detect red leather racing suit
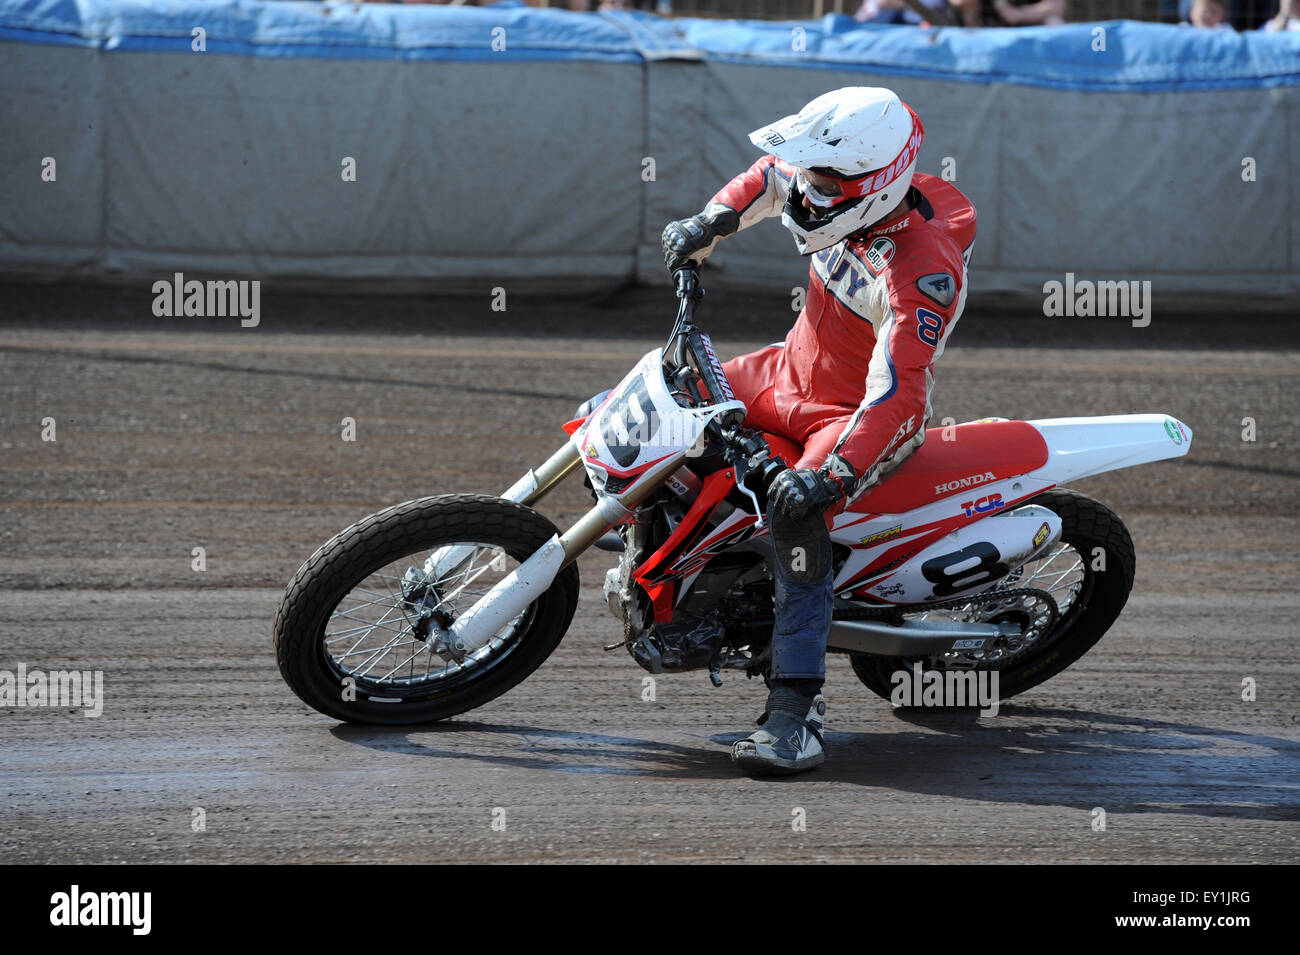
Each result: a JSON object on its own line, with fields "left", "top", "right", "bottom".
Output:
{"left": 709, "top": 161, "right": 977, "bottom": 505}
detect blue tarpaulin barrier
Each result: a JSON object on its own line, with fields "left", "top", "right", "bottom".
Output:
{"left": 1, "top": 1, "right": 1296, "bottom": 88}
{"left": 2, "top": 0, "right": 1297, "bottom": 301}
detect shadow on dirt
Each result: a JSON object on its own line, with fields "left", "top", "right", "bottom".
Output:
{"left": 331, "top": 706, "right": 1300, "bottom": 820}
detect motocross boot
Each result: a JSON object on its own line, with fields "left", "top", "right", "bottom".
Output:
{"left": 731, "top": 692, "right": 826, "bottom": 776}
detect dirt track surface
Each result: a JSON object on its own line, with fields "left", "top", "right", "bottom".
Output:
{"left": 1, "top": 282, "right": 1297, "bottom": 864}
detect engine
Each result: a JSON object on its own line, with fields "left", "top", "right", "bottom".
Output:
{"left": 614, "top": 554, "right": 775, "bottom": 684}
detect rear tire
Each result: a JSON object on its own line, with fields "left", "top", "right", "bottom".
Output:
{"left": 274, "top": 494, "right": 579, "bottom": 725}
{"left": 850, "top": 488, "right": 1135, "bottom": 703}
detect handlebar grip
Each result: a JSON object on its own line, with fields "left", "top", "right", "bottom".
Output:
{"left": 673, "top": 266, "right": 699, "bottom": 298}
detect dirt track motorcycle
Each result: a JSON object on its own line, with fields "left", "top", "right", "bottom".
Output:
{"left": 274, "top": 267, "right": 1193, "bottom": 724}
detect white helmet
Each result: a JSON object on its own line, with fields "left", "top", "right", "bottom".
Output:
{"left": 749, "top": 87, "right": 924, "bottom": 254}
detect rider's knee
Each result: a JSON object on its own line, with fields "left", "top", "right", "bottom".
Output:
{"left": 769, "top": 509, "right": 832, "bottom": 583}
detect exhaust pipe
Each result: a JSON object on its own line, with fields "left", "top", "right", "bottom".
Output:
{"left": 827, "top": 617, "right": 1018, "bottom": 657}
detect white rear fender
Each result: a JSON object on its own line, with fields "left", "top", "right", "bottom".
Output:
{"left": 1027, "top": 414, "right": 1192, "bottom": 485}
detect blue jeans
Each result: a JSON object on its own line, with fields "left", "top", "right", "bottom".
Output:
{"left": 767, "top": 501, "right": 833, "bottom": 683}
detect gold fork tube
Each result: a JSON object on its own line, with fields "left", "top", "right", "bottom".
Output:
{"left": 508, "top": 442, "right": 583, "bottom": 507}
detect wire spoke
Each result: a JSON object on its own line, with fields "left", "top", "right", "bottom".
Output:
{"left": 349, "top": 636, "right": 418, "bottom": 678}
{"left": 322, "top": 542, "right": 530, "bottom": 693}
{"left": 324, "top": 621, "right": 412, "bottom": 643}
{"left": 902, "top": 540, "right": 1088, "bottom": 671}
{"left": 372, "top": 649, "right": 431, "bottom": 682}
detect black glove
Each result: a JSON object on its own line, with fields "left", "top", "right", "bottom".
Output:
{"left": 662, "top": 215, "right": 715, "bottom": 272}
{"left": 768, "top": 456, "right": 856, "bottom": 522}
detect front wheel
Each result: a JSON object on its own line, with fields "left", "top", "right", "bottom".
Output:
{"left": 850, "top": 488, "right": 1135, "bottom": 703}
{"left": 274, "top": 494, "right": 579, "bottom": 725}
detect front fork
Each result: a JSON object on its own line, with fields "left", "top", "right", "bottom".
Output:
{"left": 507, "top": 442, "right": 619, "bottom": 569}
{"left": 501, "top": 444, "right": 584, "bottom": 511}
{"left": 428, "top": 440, "right": 667, "bottom": 658}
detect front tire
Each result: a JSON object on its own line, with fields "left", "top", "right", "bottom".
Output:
{"left": 851, "top": 488, "right": 1135, "bottom": 703}
{"left": 274, "top": 494, "right": 579, "bottom": 725}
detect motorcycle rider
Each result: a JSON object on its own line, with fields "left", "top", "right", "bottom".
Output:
{"left": 661, "top": 87, "right": 976, "bottom": 775}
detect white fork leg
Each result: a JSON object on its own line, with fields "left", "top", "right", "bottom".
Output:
{"left": 445, "top": 536, "right": 566, "bottom": 655}
{"left": 437, "top": 445, "right": 688, "bottom": 656}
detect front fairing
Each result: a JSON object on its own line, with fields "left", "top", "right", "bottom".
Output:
{"left": 573, "top": 348, "right": 745, "bottom": 505}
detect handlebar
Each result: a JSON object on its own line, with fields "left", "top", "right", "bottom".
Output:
{"left": 668, "top": 266, "right": 703, "bottom": 358}
{"left": 723, "top": 425, "right": 788, "bottom": 491}
{"left": 665, "top": 267, "right": 732, "bottom": 413}
{"left": 665, "top": 267, "right": 788, "bottom": 510}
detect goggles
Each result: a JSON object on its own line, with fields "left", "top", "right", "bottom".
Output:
{"left": 792, "top": 107, "right": 925, "bottom": 210}
{"left": 796, "top": 168, "right": 852, "bottom": 209}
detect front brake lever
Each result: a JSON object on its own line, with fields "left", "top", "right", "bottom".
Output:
{"left": 732, "top": 457, "right": 766, "bottom": 529}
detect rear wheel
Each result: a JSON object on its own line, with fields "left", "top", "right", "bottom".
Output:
{"left": 850, "top": 489, "right": 1135, "bottom": 703}
{"left": 274, "top": 494, "right": 579, "bottom": 725}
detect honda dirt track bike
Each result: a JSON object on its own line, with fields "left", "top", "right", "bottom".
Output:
{"left": 274, "top": 267, "right": 1193, "bottom": 724}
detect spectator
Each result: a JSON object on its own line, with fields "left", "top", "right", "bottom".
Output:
{"left": 948, "top": 0, "right": 1066, "bottom": 26}
{"left": 854, "top": 0, "right": 948, "bottom": 25}
{"left": 599, "top": 0, "right": 666, "bottom": 9}
{"left": 1188, "top": 0, "right": 1235, "bottom": 27}
{"left": 1234, "top": 0, "right": 1278, "bottom": 29}
{"left": 1262, "top": 0, "right": 1300, "bottom": 28}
